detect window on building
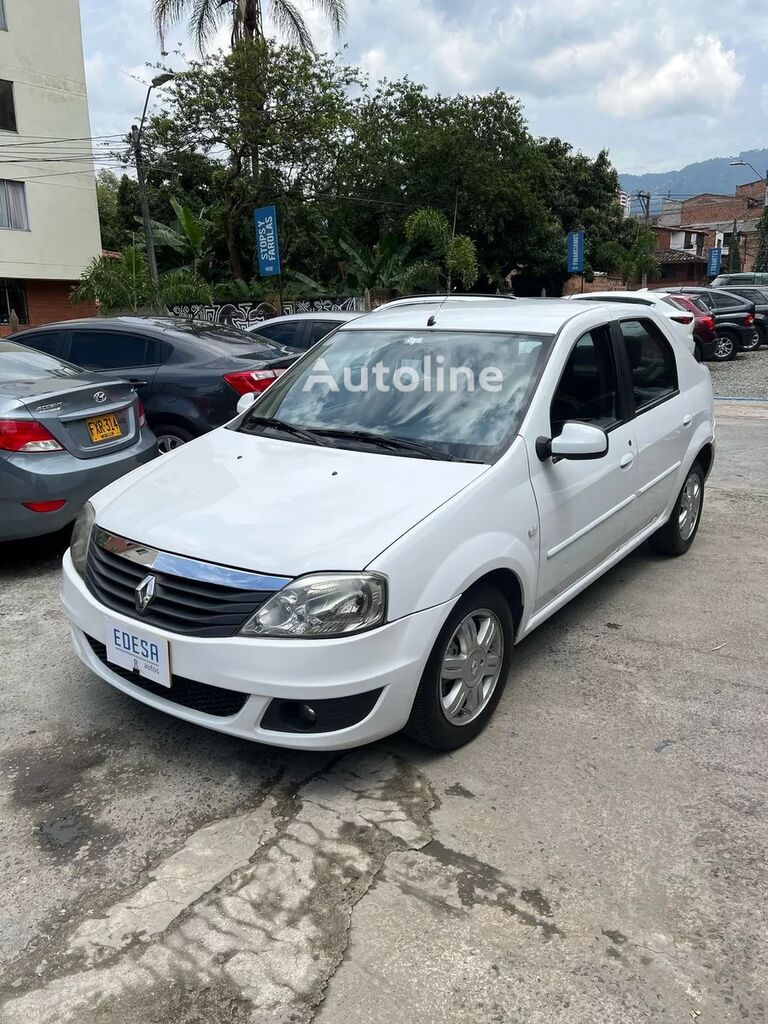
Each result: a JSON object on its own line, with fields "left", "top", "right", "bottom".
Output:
{"left": 0, "top": 0, "right": 7, "bottom": 31}
{"left": 0, "top": 80, "right": 16, "bottom": 131}
{"left": 0, "top": 180, "right": 29, "bottom": 230}
{"left": 618, "top": 319, "right": 677, "bottom": 412}
{"left": 0, "top": 279, "right": 28, "bottom": 324}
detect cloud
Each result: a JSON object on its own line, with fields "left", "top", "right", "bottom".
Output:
{"left": 599, "top": 34, "right": 743, "bottom": 119}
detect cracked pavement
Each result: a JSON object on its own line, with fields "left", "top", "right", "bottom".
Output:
{"left": 1, "top": 407, "right": 767, "bottom": 1023}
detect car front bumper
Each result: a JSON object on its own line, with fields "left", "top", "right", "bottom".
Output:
{"left": 0, "top": 431, "right": 158, "bottom": 541}
{"left": 61, "top": 551, "right": 455, "bottom": 750}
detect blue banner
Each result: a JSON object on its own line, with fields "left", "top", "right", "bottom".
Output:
{"left": 707, "top": 247, "right": 722, "bottom": 277}
{"left": 567, "top": 230, "right": 585, "bottom": 273}
{"left": 254, "top": 205, "right": 281, "bottom": 277}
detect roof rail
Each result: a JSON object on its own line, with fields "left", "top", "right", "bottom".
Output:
{"left": 372, "top": 293, "right": 518, "bottom": 311}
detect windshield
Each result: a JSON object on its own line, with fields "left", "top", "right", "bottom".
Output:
{"left": 0, "top": 345, "right": 80, "bottom": 383}
{"left": 242, "top": 329, "right": 553, "bottom": 462}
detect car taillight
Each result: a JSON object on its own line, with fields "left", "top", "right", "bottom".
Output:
{"left": 223, "top": 369, "right": 285, "bottom": 396}
{"left": 22, "top": 500, "right": 67, "bottom": 513}
{"left": 701, "top": 315, "right": 716, "bottom": 331}
{"left": 137, "top": 398, "right": 146, "bottom": 428}
{"left": 671, "top": 314, "right": 693, "bottom": 324}
{"left": 745, "top": 312, "right": 755, "bottom": 326}
{"left": 0, "top": 419, "right": 64, "bottom": 453}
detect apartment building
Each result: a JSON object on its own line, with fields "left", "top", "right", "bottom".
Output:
{"left": 0, "top": 0, "right": 100, "bottom": 336}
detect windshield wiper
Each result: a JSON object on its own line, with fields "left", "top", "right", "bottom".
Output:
{"left": 241, "top": 416, "right": 330, "bottom": 447}
{"left": 314, "top": 427, "right": 454, "bottom": 461}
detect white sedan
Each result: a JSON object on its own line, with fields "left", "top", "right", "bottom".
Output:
{"left": 568, "top": 290, "right": 697, "bottom": 354}
{"left": 245, "top": 311, "right": 359, "bottom": 350}
{"left": 61, "top": 297, "right": 714, "bottom": 751}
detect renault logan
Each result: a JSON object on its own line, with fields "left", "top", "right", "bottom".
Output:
{"left": 60, "top": 297, "right": 715, "bottom": 750}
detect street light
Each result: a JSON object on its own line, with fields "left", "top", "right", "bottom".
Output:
{"left": 730, "top": 159, "right": 768, "bottom": 208}
{"left": 131, "top": 72, "right": 176, "bottom": 285}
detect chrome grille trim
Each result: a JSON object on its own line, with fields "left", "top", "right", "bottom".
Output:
{"left": 92, "top": 528, "right": 291, "bottom": 592}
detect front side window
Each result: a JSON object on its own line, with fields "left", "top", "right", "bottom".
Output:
{"left": 0, "top": 80, "right": 15, "bottom": 132}
{"left": 248, "top": 329, "right": 553, "bottom": 463}
{"left": 619, "top": 319, "right": 677, "bottom": 412}
{"left": 305, "top": 321, "right": 342, "bottom": 347}
{"left": 0, "top": 180, "right": 29, "bottom": 230}
{"left": 550, "top": 326, "right": 619, "bottom": 435}
{"left": 69, "top": 331, "right": 149, "bottom": 370}
{"left": 255, "top": 321, "right": 303, "bottom": 347}
{"left": 0, "top": 278, "right": 28, "bottom": 324}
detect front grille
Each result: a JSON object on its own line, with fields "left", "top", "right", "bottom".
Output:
{"left": 85, "top": 540, "right": 277, "bottom": 638}
{"left": 85, "top": 634, "right": 249, "bottom": 718}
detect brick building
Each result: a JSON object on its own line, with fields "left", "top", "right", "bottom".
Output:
{"left": 0, "top": 0, "right": 101, "bottom": 338}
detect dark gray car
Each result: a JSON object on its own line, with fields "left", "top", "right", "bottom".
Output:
{"left": 0, "top": 342, "right": 158, "bottom": 541}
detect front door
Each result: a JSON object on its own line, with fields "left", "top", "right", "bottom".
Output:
{"left": 524, "top": 324, "right": 640, "bottom": 613}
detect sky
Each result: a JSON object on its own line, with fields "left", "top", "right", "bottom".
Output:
{"left": 79, "top": 0, "right": 767, "bottom": 176}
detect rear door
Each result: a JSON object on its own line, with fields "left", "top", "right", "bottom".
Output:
{"left": 613, "top": 317, "right": 688, "bottom": 528}
{"left": 65, "top": 330, "right": 164, "bottom": 399}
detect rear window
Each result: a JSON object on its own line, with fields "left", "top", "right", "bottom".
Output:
{"left": 168, "top": 321, "right": 259, "bottom": 345}
{"left": 0, "top": 344, "right": 79, "bottom": 383}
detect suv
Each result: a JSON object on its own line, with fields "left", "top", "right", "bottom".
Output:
{"left": 62, "top": 297, "right": 714, "bottom": 751}
{"left": 664, "top": 295, "right": 718, "bottom": 361}
{"left": 709, "top": 285, "right": 768, "bottom": 347}
{"left": 17, "top": 317, "right": 301, "bottom": 452}
{"left": 655, "top": 287, "right": 757, "bottom": 360}
{"left": 711, "top": 272, "right": 768, "bottom": 288}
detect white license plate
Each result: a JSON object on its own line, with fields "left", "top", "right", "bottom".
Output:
{"left": 105, "top": 621, "right": 171, "bottom": 688}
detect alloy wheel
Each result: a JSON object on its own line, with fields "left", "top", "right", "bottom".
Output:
{"left": 439, "top": 609, "right": 504, "bottom": 726}
{"left": 714, "top": 335, "right": 734, "bottom": 360}
{"left": 156, "top": 434, "right": 186, "bottom": 454}
{"left": 678, "top": 473, "right": 702, "bottom": 542}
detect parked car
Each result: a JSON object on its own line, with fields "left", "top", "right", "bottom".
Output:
{"left": 711, "top": 272, "right": 768, "bottom": 288}
{"left": 566, "top": 291, "right": 696, "bottom": 354}
{"left": 245, "top": 311, "right": 360, "bottom": 349}
{"left": 61, "top": 297, "right": 714, "bottom": 751}
{"left": 663, "top": 294, "right": 719, "bottom": 361}
{"left": 654, "top": 286, "right": 757, "bottom": 360}
{"left": 0, "top": 341, "right": 157, "bottom": 541}
{"left": 709, "top": 284, "right": 768, "bottom": 347}
{"left": 17, "top": 317, "right": 301, "bottom": 452}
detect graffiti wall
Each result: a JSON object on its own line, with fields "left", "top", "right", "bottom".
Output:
{"left": 168, "top": 297, "right": 364, "bottom": 331}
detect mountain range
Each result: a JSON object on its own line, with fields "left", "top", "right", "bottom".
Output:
{"left": 619, "top": 149, "right": 768, "bottom": 212}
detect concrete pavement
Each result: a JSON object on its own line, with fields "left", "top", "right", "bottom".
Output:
{"left": 0, "top": 408, "right": 766, "bottom": 1023}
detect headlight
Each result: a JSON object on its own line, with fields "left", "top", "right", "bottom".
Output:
{"left": 70, "top": 501, "right": 95, "bottom": 577}
{"left": 239, "top": 573, "right": 387, "bottom": 638}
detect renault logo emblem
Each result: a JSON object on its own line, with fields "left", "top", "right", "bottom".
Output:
{"left": 135, "top": 575, "right": 157, "bottom": 613}
{"left": 93, "top": 391, "right": 107, "bottom": 404}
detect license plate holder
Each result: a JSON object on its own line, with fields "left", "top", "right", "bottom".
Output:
{"left": 87, "top": 413, "right": 122, "bottom": 444}
{"left": 105, "top": 621, "right": 171, "bottom": 688}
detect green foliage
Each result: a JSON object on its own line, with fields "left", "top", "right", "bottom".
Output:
{"left": 404, "top": 208, "right": 478, "bottom": 291}
{"left": 754, "top": 210, "right": 768, "bottom": 272}
{"left": 95, "top": 170, "right": 128, "bottom": 252}
{"left": 338, "top": 236, "right": 414, "bottom": 292}
{"left": 150, "top": 197, "right": 217, "bottom": 276}
{"left": 72, "top": 246, "right": 211, "bottom": 314}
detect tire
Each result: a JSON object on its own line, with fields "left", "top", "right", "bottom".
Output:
{"left": 741, "top": 329, "right": 761, "bottom": 352}
{"left": 152, "top": 423, "right": 195, "bottom": 453}
{"left": 649, "top": 462, "right": 704, "bottom": 557}
{"left": 405, "top": 584, "right": 514, "bottom": 750}
{"left": 713, "top": 333, "right": 736, "bottom": 361}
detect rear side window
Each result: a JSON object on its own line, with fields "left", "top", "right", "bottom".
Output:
{"left": 550, "top": 326, "right": 619, "bottom": 435}
{"left": 709, "top": 292, "right": 744, "bottom": 310}
{"left": 619, "top": 319, "right": 678, "bottom": 413}
{"left": 256, "top": 321, "right": 303, "bottom": 347}
{"left": 69, "top": 331, "right": 150, "bottom": 369}
{"left": 305, "top": 321, "right": 343, "bottom": 347}
{"left": 17, "top": 330, "right": 66, "bottom": 357}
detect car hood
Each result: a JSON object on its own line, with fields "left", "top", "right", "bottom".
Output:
{"left": 93, "top": 427, "right": 488, "bottom": 576}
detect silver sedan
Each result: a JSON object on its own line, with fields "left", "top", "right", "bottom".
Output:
{"left": 0, "top": 341, "right": 158, "bottom": 541}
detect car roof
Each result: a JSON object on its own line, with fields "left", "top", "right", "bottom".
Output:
{"left": 19, "top": 316, "right": 259, "bottom": 339}
{"left": 346, "top": 297, "right": 622, "bottom": 334}
{"left": 569, "top": 291, "right": 663, "bottom": 303}
{"left": 257, "top": 311, "right": 360, "bottom": 324}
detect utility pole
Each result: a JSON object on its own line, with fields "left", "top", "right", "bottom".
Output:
{"left": 637, "top": 191, "right": 652, "bottom": 288}
{"left": 132, "top": 124, "right": 159, "bottom": 285}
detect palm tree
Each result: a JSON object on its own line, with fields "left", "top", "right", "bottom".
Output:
{"left": 153, "top": 0, "right": 346, "bottom": 52}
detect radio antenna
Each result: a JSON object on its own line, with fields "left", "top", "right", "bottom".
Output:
{"left": 426, "top": 186, "right": 459, "bottom": 327}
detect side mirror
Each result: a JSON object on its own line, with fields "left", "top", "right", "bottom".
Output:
{"left": 236, "top": 392, "right": 259, "bottom": 416}
{"left": 538, "top": 421, "right": 609, "bottom": 461}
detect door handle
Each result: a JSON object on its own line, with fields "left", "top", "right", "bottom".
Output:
{"left": 620, "top": 453, "right": 634, "bottom": 469}
{"left": 683, "top": 414, "right": 693, "bottom": 427}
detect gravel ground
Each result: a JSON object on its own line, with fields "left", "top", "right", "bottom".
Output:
{"left": 709, "top": 345, "right": 768, "bottom": 399}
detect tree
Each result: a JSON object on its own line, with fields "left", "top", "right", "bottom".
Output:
{"left": 150, "top": 197, "right": 217, "bottom": 276}
{"left": 152, "top": 0, "right": 346, "bottom": 51}
{"left": 404, "top": 208, "right": 479, "bottom": 291}
{"left": 338, "top": 236, "right": 414, "bottom": 292}
{"left": 755, "top": 210, "right": 768, "bottom": 272}
{"left": 72, "top": 246, "right": 212, "bottom": 314}
{"left": 95, "top": 170, "right": 129, "bottom": 252}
